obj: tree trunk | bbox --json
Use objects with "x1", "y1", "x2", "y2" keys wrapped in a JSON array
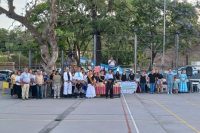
[
  {"x1": 148, "y1": 51, "x2": 157, "y2": 71},
  {"x1": 186, "y1": 54, "x2": 189, "y2": 65},
  {"x1": 91, "y1": 0, "x2": 102, "y2": 66},
  {"x1": 75, "y1": 44, "x2": 81, "y2": 66},
  {"x1": 0, "y1": 0, "x2": 58, "y2": 74},
  {"x1": 96, "y1": 31, "x2": 102, "y2": 65},
  {"x1": 40, "y1": 44, "x2": 58, "y2": 74}
]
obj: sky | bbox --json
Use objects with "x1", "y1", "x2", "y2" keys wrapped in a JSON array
[
  {"x1": 0, "y1": 0, "x2": 29, "y2": 29},
  {"x1": 0, "y1": 0, "x2": 197, "y2": 30}
]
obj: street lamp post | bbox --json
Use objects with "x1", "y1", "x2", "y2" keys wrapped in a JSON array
[
  {"x1": 134, "y1": 33, "x2": 137, "y2": 73},
  {"x1": 93, "y1": 34, "x2": 97, "y2": 67},
  {"x1": 175, "y1": 32, "x2": 179, "y2": 68},
  {"x1": 19, "y1": 51, "x2": 21, "y2": 70},
  {"x1": 29, "y1": 49, "x2": 32, "y2": 69},
  {"x1": 162, "y1": 0, "x2": 166, "y2": 70}
]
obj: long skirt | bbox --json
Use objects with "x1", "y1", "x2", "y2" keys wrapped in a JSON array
[
  {"x1": 86, "y1": 84, "x2": 96, "y2": 98},
  {"x1": 179, "y1": 81, "x2": 188, "y2": 92},
  {"x1": 63, "y1": 82, "x2": 72, "y2": 95}
]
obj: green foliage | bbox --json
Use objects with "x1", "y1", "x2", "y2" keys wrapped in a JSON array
[{"x1": 1, "y1": 0, "x2": 200, "y2": 68}]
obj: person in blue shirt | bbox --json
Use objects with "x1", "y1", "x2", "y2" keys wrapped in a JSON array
[
  {"x1": 167, "y1": 68, "x2": 174, "y2": 94},
  {"x1": 74, "y1": 66, "x2": 84, "y2": 98},
  {"x1": 105, "y1": 69, "x2": 114, "y2": 99},
  {"x1": 179, "y1": 70, "x2": 188, "y2": 93},
  {"x1": 20, "y1": 68, "x2": 31, "y2": 100}
]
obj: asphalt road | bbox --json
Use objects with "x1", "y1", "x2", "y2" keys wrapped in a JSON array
[{"x1": 0, "y1": 91, "x2": 200, "y2": 133}]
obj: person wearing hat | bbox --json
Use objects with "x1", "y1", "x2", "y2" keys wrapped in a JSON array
[{"x1": 63, "y1": 67, "x2": 73, "y2": 96}]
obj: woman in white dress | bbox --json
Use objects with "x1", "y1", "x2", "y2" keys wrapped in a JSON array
[{"x1": 86, "y1": 70, "x2": 96, "y2": 98}]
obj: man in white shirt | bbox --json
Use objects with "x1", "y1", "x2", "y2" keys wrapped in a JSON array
[
  {"x1": 74, "y1": 67, "x2": 84, "y2": 81},
  {"x1": 15, "y1": 71, "x2": 22, "y2": 98},
  {"x1": 108, "y1": 57, "x2": 116, "y2": 68},
  {"x1": 20, "y1": 68, "x2": 31, "y2": 100},
  {"x1": 63, "y1": 67, "x2": 73, "y2": 95},
  {"x1": 73, "y1": 66, "x2": 84, "y2": 98},
  {"x1": 105, "y1": 69, "x2": 114, "y2": 99}
]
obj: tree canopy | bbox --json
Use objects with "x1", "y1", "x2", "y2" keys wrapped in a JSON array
[{"x1": 0, "y1": 0, "x2": 199, "y2": 71}]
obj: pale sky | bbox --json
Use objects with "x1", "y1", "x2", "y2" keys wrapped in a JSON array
[
  {"x1": 0, "y1": 0, "x2": 197, "y2": 30},
  {"x1": 0, "y1": 0, "x2": 30, "y2": 29}
]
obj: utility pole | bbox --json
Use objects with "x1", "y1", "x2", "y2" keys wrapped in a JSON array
[
  {"x1": 134, "y1": 33, "x2": 137, "y2": 73},
  {"x1": 162, "y1": 0, "x2": 166, "y2": 70},
  {"x1": 19, "y1": 51, "x2": 21, "y2": 70},
  {"x1": 175, "y1": 32, "x2": 179, "y2": 68},
  {"x1": 61, "y1": 50, "x2": 64, "y2": 73},
  {"x1": 151, "y1": 43, "x2": 153, "y2": 70},
  {"x1": 29, "y1": 49, "x2": 32, "y2": 69},
  {"x1": 93, "y1": 34, "x2": 97, "y2": 67}
]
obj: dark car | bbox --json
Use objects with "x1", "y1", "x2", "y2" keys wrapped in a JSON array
[
  {"x1": 0, "y1": 73, "x2": 8, "y2": 81},
  {"x1": 0, "y1": 70, "x2": 12, "y2": 82}
]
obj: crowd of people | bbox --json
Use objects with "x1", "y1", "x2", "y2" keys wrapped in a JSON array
[
  {"x1": 138, "y1": 68, "x2": 189, "y2": 94},
  {"x1": 10, "y1": 66, "x2": 119, "y2": 100},
  {"x1": 9, "y1": 66, "x2": 190, "y2": 100}
]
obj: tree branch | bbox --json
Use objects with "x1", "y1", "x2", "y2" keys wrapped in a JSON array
[
  {"x1": 0, "y1": 0, "x2": 45, "y2": 45},
  {"x1": 8, "y1": 0, "x2": 15, "y2": 13},
  {"x1": 25, "y1": 0, "x2": 39, "y2": 18}
]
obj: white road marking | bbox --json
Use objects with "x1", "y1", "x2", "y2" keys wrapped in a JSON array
[{"x1": 122, "y1": 93, "x2": 140, "y2": 133}]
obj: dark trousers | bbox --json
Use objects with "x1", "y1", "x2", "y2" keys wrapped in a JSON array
[
  {"x1": 50, "y1": 83, "x2": 54, "y2": 97},
  {"x1": 37, "y1": 85, "x2": 43, "y2": 99},
  {"x1": 11, "y1": 84, "x2": 17, "y2": 96},
  {"x1": 15, "y1": 85, "x2": 21, "y2": 98},
  {"x1": 30, "y1": 85, "x2": 37, "y2": 98},
  {"x1": 106, "y1": 81, "x2": 113, "y2": 98}
]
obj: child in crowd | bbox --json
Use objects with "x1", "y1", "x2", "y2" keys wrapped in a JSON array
[{"x1": 173, "y1": 76, "x2": 179, "y2": 94}]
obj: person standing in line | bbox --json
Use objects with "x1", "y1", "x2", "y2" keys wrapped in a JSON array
[
  {"x1": 30, "y1": 70, "x2": 37, "y2": 98},
  {"x1": 53, "y1": 71, "x2": 62, "y2": 99},
  {"x1": 35, "y1": 70, "x2": 44, "y2": 99},
  {"x1": 156, "y1": 69, "x2": 164, "y2": 93},
  {"x1": 173, "y1": 76, "x2": 179, "y2": 94},
  {"x1": 121, "y1": 70, "x2": 127, "y2": 82},
  {"x1": 63, "y1": 67, "x2": 73, "y2": 96},
  {"x1": 115, "y1": 71, "x2": 121, "y2": 81},
  {"x1": 154, "y1": 69, "x2": 159, "y2": 92},
  {"x1": 10, "y1": 71, "x2": 17, "y2": 97},
  {"x1": 50, "y1": 70, "x2": 55, "y2": 97},
  {"x1": 82, "y1": 71, "x2": 88, "y2": 96},
  {"x1": 86, "y1": 70, "x2": 96, "y2": 98},
  {"x1": 128, "y1": 69, "x2": 135, "y2": 81},
  {"x1": 148, "y1": 69, "x2": 156, "y2": 94},
  {"x1": 43, "y1": 72, "x2": 49, "y2": 98},
  {"x1": 140, "y1": 71, "x2": 147, "y2": 93},
  {"x1": 179, "y1": 70, "x2": 188, "y2": 93},
  {"x1": 20, "y1": 68, "x2": 31, "y2": 100},
  {"x1": 71, "y1": 72, "x2": 76, "y2": 97},
  {"x1": 105, "y1": 69, "x2": 114, "y2": 99},
  {"x1": 15, "y1": 70, "x2": 22, "y2": 99},
  {"x1": 166, "y1": 68, "x2": 174, "y2": 94}
]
